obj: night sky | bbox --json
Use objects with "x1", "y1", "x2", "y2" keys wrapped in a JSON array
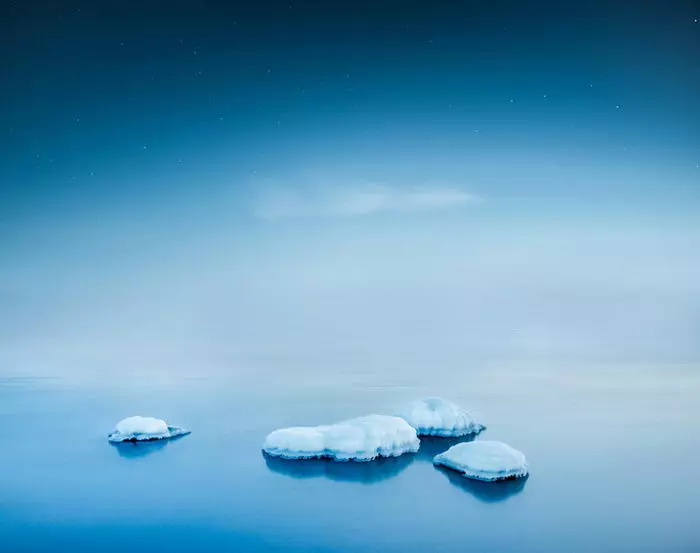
[{"x1": 2, "y1": 1, "x2": 700, "y2": 372}]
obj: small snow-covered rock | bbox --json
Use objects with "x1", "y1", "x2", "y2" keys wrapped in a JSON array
[
  {"x1": 108, "y1": 416, "x2": 190, "y2": 443},
  {"x1": 262, "y1": 414, "x2": 419, "y2": 462},
  {"x1": 433, "y1": 440, "x2": 529, "y2": 482},
  {"x1": 396, "y1": 398, "x2": 485, "y2": 437}
]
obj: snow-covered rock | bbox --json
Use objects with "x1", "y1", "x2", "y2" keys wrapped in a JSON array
[
  {"x1": 433, "y1": 440, "x2": 529, "y2": 482},
  {"x1": 108, "y1": 416, "x2": 191, "y2": 443},
  {"x1": 262, "y1": 414, "x2": 420, "y2": 461},
  {"x1": 396, "y1": 397, "x2": 485, "y2": 437}
]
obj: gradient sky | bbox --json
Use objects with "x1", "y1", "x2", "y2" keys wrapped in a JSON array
[{"x1": 2, "y1": 1, "x2": 699, "y2": 374}]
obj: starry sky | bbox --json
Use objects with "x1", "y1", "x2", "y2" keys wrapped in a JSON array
[{"x1": 1, "y1": 1, "x2": 699, "y2": 374}]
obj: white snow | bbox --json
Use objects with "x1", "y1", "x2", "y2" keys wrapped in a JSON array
[
  {"x1": 396, "y1": 398, "x2": 485, "y2": 437},
  {"x1": 108, "y1": 416, "x2": 191, "y2": 443},
  {"x1": 262, "y1": 414, "x2": 420, "y2": 461},
  {"x1": 433, "y1": 440, "x2": 529, "y2": 482}
]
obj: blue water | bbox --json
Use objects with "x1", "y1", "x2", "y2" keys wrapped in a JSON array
[{"x1": 1, "y1": 361, "x2": 698, "y2": 552}]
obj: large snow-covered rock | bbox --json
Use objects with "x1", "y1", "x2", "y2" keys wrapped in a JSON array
[
  {"x1": 396, "y1": 398, "x2": 485, "y2": 437},
  {"x1": 433, "y1": 440, "x2": 529, "y2": 482},
  {"x1": 262, "y1": 414, "x2": 420, "y2": 461},
  {"x1": 108, "y1": 416, "x2": 191, "y2": 443}
]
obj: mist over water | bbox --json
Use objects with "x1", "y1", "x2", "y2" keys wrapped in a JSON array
[{"x1": 2, "y1": 197, "x2": 699, "y2": 378}]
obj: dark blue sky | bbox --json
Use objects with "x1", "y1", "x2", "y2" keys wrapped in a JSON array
[
  {"x1": 1, "y1": 1, "x2": 699, "y2": 371},
  {"x1": 2, "y1": 0, "x2": 699, "y2": 219}
]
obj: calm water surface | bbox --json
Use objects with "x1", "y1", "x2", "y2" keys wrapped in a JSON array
[{"x1": 1, "y1": 361, "x2": 698, "y2": 552}]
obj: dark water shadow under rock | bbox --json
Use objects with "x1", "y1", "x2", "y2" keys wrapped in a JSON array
[
  {"x1": 110, "y1": 434, "x2": 188, "y2": 459},
  {"x1": 414, "y1": 435, "x2": 478, "y2": 462},
  {"x1": 263, "y1": 452, "x2": 415, "y2": 484},
  {"x1": 435, "y1": 466, "x2": 529, "y2": 503}
]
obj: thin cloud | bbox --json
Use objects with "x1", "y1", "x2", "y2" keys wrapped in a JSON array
[{"x1": 254, "y1": 183, "x2": 482, "y2": 220}]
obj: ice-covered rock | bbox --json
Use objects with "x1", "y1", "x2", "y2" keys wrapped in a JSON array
[
  {"x1": 433, "y1": 440, "x2": 529, "y2": 482},
  {"x1": 262, "y1": 414, "x2": 420, "y2": 461},
  {"x1": 108, "y1": 416, "x2": 191, "y2": 443},
  {"x1": 396, "y1": 397, "x2": 485, "y2": 437}
]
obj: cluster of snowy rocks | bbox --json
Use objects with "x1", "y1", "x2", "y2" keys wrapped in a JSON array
[
  {"x1": 263, "y1": 397, "x2": 529, "y2": 482},
  {"x1": 108, "y1": 397, "x2": 528, "y2": 483}
]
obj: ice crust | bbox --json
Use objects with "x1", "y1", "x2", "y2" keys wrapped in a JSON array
[
  {"x1": 262, "y1": 414, "x2": 420, "y2": 461},
  {"x1": 108, "y1": 416, "x2": 191, "y2": 443},
  {"x1": 433, "y1": 440, "x2": 529, "y2": 482},
  {"x1": 396, "y1": 398, "x2": 485, "y2": 437}
]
